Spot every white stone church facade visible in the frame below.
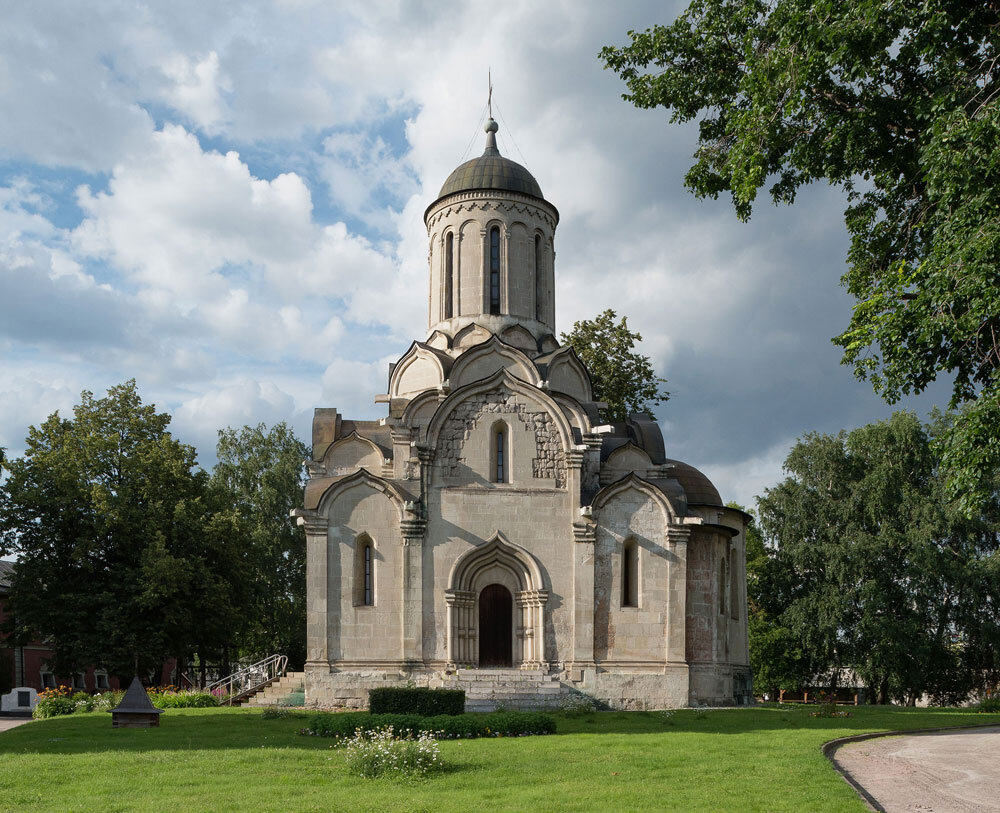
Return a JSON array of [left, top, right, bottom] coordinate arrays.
[[293, 119, 751, 709]]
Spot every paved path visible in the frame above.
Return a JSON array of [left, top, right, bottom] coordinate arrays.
[[834, 725, 1000, 812], [0, 717, 32, 733]]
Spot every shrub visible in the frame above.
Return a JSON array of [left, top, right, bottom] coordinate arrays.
[[261, 706, 294, 719], [557, 692, 598, 716], [368, 687, 465, 716], [72, 691, 95, 713], [33, 695, 77, 719], [93, 690, 124, 712], [977, 696, 1000, 714], [343, 726, 442, 779], [149, 690, 220, 709], [302, 710, 556, 741]]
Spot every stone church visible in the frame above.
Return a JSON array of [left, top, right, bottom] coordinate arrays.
[[293, 118, 751, 709]]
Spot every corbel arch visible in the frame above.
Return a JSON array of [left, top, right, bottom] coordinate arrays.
[[550, 391, 592, 437], [320, 431, 385, 476], [315, 468, 410, 523], [604, 441, 654, 476], [425, 367, 575, 455], [592, 472, 675, 526], [401, 389, 443, 437], [448, 334, 540, 391]]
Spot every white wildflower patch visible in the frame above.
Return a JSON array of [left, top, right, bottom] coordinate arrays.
[[343, 725, 442, 779]]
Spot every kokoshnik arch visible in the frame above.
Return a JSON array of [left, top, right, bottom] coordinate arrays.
[[292, 117, 752, 709]]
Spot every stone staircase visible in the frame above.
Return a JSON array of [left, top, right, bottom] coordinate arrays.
[[436, 669, 567, 712], [242, 671, 305, 707]]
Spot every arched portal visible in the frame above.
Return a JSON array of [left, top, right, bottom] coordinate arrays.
[[444, 533, 548, 668], [478, 584, 513, 667]]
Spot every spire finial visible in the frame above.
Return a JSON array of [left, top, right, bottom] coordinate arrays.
[[484, 70, 499, 155]]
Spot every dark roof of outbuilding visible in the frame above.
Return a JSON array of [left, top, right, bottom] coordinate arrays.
[[113, 676, 162, 714], [0, 559, 14, 590]]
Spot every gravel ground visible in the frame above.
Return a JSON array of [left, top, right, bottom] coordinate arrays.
[[833, 725, 1000, 812]]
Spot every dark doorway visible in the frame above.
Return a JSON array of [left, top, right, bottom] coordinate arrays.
[[478, 583, 513, 667]]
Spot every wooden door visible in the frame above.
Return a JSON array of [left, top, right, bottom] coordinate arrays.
[[478, 584, 513, 667]]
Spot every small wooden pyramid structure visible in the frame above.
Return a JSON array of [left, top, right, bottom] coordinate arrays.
[[111, 676, 163, 728]]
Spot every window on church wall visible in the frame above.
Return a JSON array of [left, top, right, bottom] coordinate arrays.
[[492, 421, 508, 483], [444, 233, 454, 319], [622, 538, 639, 607], [719, 555, 728, 615], [534, 233, 543, 322], [489, 226, 501, 315], [729, 548, 739, 620], [354, 536, 375, 606]]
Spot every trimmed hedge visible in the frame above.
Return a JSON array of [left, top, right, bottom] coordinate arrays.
[[303, 710, 556, 741], [149, 691, 220, 709], [368, 687, 465, 716]]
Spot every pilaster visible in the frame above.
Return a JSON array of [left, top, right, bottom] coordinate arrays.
[[400, 516, 426, 664], [666, 525, 690, 664], [292, 509, 330, 666], [571, 519, 597, 669]]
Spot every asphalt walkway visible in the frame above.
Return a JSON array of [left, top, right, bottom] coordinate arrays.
[[833, 725, 1000, 812]]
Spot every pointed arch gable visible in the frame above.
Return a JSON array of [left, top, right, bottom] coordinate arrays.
[[315, 468, 410, 522], [605, 441, 653, 473], [425, 329, 452, 351], [321, 431, 385, 476], [542, 345, 593, 403], [425, 367, 575, 454], [401, 389, 443, 434], [453, 322, 493, 351], [389, 342, 451, 398], [448, 335, 540, 391], [592, 472, 675, 525], [551, 391, 591, 436], [499, 324, 538, 355]]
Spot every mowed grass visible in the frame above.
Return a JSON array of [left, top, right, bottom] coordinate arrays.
[[1, 705, 998, 812]]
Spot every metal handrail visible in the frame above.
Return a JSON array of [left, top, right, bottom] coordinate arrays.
[[205, 654, 288, 705]]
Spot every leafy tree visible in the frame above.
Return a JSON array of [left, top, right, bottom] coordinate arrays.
[[755, 411, 1000, 703], [0, 382, 249, 681], [561, 309, 668, 422], [601, 2, 1000, 513], [730, 503, 810, 697], [212, 423, 308, 669]]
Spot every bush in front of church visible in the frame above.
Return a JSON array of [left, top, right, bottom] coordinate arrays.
[[302, 709, 556, 741], [344, 726, 442, 779], [368, 687, 465, 716]]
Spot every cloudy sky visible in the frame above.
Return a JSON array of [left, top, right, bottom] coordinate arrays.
[[0, 0, 948, 507]]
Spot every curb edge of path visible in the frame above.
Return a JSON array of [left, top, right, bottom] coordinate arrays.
[[822, 720, 1000, 812]]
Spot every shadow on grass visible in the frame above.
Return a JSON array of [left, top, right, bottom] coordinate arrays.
[[2, 706, 996, 755], [550, 705, 1000, 738]]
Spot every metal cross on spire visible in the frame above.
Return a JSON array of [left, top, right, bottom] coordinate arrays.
[[488, 69, 492, 118]]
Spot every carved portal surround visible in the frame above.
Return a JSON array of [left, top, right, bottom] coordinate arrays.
[[444, 533, 548, 669]]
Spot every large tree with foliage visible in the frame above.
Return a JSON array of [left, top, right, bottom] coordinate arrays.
[[561, 309, 668, 422], [212, 423, 308, 669], [601, 2, 1000, 513], [0, 382, 250, 680], [755, 411, 1000, 703]]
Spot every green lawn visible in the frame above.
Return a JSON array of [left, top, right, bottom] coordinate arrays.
[[1, 705, 997, 812]]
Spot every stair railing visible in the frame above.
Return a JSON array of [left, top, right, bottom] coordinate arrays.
[[205, 654, 288, 705]]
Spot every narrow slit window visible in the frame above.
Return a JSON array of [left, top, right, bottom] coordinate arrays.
[[622, 539, 639, 607], [489, 226, 501, 314], [494, 425, 506, 483], [355, 536, 375, 606], [729, 549, 739, 620], [719, 556, 728, 615], [534, 233, 543, 322], [364, 543, 373, 606], [444, 233, 454, 319]]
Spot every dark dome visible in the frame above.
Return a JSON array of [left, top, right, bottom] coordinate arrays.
[[437, 117, 543, 200], [439, 154, 543, 199], [664, 459, 723, 507]]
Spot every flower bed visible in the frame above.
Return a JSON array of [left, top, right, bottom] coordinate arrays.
[[302, 710, 556, 741]]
